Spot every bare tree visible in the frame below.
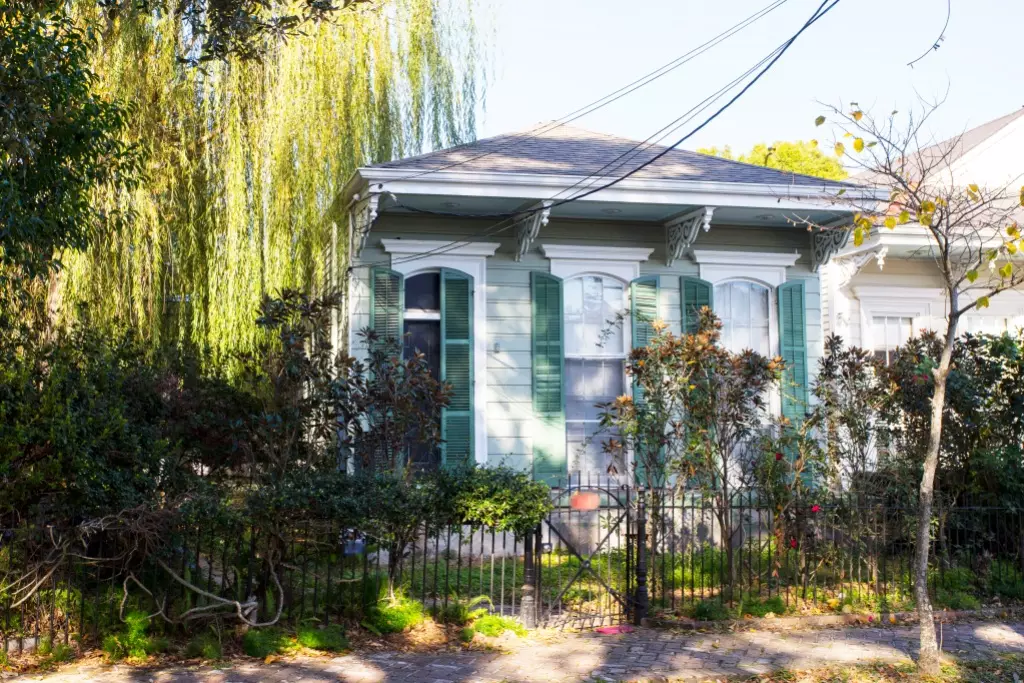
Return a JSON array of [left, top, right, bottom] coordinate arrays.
[[806, 100, 1024, 674]]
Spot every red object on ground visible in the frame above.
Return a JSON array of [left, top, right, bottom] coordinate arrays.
[[811, 504, 821, 513], [570, 491, 600, 511], [775, 452, 783, 461], [595, 625, 634, 635]]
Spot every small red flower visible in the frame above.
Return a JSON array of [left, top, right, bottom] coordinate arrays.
[[811, 504, 821, 513], [775, 452, 783, 461], [789, 538, 798, 549], [868, 615, 874, 622]]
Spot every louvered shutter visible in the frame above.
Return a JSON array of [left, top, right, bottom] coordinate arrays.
[[441, 269, 473, 469], [680, 276, 714, 334], [778, 280, 809, 423], [369, 267, 404, 344], [630, 277, 660, 485], [531, 272, 566, 485]]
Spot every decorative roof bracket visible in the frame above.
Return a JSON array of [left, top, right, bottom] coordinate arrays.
[[665, 206, 715, 266], [833, 245, 888, 287], [515, 200, 552, 262], [810, 221, 853, 272], [349, 191, 383, 257]]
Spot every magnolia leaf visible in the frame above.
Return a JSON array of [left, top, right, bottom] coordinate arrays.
[[1000, 262, 1013, 279], [884, 216, 896, 230], [918, 212, 933, 226], [815, 115, 826, 127], [898, 210, 910, 224], [921, 199, 936, 213], [1008, 223, 1020, 237], [843, 131, 853, 138], [1008, 241, 1018, 255], [853, 138, 865, 153], [867, 141, 878, 148], [834, 142, 845, 157], [837, 188, 847, 196], [857, 216, 872, 230], [810, 138, 819, 147], [1020, 186, 1024, 206], [852, 110, 864, 121], [966, 269, 978, 283], [968, 183, 980, 193], [977, 296, 991, 309], [987, 249, 999, 262], [853, 226, 864, 247]]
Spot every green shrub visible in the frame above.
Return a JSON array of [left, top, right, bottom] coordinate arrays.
[[365, 597, 425, 634], [458, 627, 475, 643], [0, 650, 8, 670], [690, 599, 730, 621], [988, 561, 1024, 600], [185, 632, 222, 660], [241, 628, 290, 658], [47, 643, 75, 664], [737, 594, 787, 618], [472, 614, 525, 638], [102, 611, 165, 661], [935, 588, 982, 611], [431, 596, 491, 626], [296, 624, 348, 652], [37, 635, 52, 655], [935, 566, 976, 592]]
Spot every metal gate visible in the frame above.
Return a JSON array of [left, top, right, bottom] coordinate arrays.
[[532, 477, 637, 628]]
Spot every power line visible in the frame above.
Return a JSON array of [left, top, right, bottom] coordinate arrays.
[[377, 0, 793, 186], [385, 0, 839, 268]]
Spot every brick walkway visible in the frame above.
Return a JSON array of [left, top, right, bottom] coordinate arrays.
[[11, 622, 1024, 682]]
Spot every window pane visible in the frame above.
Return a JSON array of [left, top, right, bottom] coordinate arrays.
[[404, 320, 441, 380], [714, 281, 771, 356], [405, 272, 440, 311], [565, 275, 624, 356], [565, 358, 624, 475], [871, 315, 913, 365]]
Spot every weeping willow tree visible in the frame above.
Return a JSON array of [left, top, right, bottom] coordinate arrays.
[[56, 0, 480, 361]]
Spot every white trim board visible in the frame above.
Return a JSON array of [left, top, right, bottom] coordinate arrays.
[[691, 249, 800, 289], [381, 239, 498, 466], [541, 244, 654, 284]]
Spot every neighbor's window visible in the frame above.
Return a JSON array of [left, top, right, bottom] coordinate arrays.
[[564, 275, 625, 476], [871, 315, 913, 365], [714, 280, 771, 356], [961, 315, 1009, 336], [403, 272, 441, 469]]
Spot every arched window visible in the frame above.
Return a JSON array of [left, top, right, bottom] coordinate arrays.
[[714, 280, 772, 356], [564, 274, 626, 476]]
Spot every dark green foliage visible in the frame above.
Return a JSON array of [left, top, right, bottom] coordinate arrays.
[[431, 596, 491, 626], [241, 628, 289, 658], [737, 594, 787, 618], [295, 624, 348, 652], [0, 6, 140, 280], [101, 611, 165, 661], [184, 631, 223, 660], [690, 599, 730, 621], [472, 614, 525, 637], [458, 627, 475, 643], [365, 597, 425, 634]]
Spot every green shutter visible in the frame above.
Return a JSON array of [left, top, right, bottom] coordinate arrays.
[[630, 277, 660, 486], [441, 269, 473, 470], [630, 276, 660, 349], [531, 272, 566, 485], [369, 267, 404, 343], [680, 276, 713, 334], [778, 280, 809, 423]]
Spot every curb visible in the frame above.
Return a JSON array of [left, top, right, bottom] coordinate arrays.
[[642, 606, 1024, 631]]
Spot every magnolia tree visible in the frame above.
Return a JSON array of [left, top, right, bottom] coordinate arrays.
[[599, 310, 782, 590], [810, 102, 1024, 673]]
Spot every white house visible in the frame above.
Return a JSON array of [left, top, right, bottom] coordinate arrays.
[[824, 108, 1024, 361], [334, 124, 881, 481]]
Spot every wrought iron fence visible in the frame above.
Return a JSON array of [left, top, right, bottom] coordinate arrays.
[[3, 482, 1023, 653]]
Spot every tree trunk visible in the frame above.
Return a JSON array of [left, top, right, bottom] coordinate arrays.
[[914, 316, 956, 675]]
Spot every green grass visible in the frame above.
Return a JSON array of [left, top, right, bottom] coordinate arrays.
[[736, 593, 787, 617], [241, 628, 290, 658], [184, 632, 223, 660], [746, 653, 1024, 682], [296, 624, 348, 652], [101, 611, 166, 662], [430, 595, 492, 626], [472, 614, 525, 638], [688, 598, 730, 621], [364, 596, 425, 634]]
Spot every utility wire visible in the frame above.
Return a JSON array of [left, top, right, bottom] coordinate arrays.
[[377, 0, 792, 186], [385, 0, 839, 268]]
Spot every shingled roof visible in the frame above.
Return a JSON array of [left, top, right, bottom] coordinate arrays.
[[370, 123, 848, 188]]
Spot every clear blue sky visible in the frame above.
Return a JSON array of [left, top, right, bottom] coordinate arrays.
[[476, 0, 1024, 153]]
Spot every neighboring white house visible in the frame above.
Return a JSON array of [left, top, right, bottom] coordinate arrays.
[[824, 108, 1024, 360], [334, 124, 881, 481]]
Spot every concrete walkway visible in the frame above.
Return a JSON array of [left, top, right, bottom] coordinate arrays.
[[10, 622, 1024, 682]]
